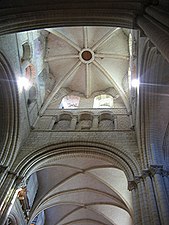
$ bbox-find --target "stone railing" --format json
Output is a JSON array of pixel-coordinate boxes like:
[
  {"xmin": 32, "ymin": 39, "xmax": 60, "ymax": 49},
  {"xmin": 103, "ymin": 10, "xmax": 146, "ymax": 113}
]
[{"xmin": 34, "ymin": 108, "xmax": 132, "ymax": 131}]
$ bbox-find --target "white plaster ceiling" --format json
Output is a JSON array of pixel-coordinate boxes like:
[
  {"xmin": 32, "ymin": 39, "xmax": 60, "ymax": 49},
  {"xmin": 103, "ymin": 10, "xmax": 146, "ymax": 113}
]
[
  {"xmin": 41, "ymin": 26, "xmax": 130, "ymax": 112},
  {"xmin": 30, "ymin": 156, "xmax": 133, "ymax": 225}
]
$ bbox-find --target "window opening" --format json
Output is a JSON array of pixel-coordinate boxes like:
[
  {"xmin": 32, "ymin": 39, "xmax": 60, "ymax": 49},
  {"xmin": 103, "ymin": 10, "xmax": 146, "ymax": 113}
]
[
  {"xmin": 93, "ymin": 95, "xmax": 113, "ymax": 108},
  {"xmin": 59, "ymin": 95, "xmax": 80, "ymax": 109}
]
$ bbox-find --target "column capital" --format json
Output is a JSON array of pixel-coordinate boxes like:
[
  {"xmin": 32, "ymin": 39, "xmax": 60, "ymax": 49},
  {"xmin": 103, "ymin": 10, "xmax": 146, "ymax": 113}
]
[
  {"xmin": 7, "ymin": 170, "xmax": 26, "ymax": 188},
  {"xmin": 142, "ymin": 165, "xmax": 169, "ymax": 177},
  {"xmin": 16, "ymin": 176, "xmax": 25, "ymax": 187},
  {"xmin": 142, "ymin": 169, "xmax": 150, "ymax": 178},
  {"xmin": 8, "ymin": 170, "xmax": 17, "ymax": 178},
  {"xmin": 128, "ymin": 165, "xmax": 169, "ymax": 191},
  {"xmin": 128, "ymin": 176, "xmax": 142, "ymax": 191},
  {"xmin": 149, "ymin": 165, "xmax": 163, "ymax": 176},
  {"xmin": 128, "ymin": 180, "xmax": 137, "ymax": 191},
  {"xmin": 162, "ymin": 170, "xmax": 169, "ymax": 177}
]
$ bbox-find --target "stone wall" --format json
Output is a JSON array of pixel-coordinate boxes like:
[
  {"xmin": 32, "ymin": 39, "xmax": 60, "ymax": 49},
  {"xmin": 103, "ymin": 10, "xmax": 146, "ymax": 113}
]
[{"xmin": 35, "ymin": 108, "xmax": 131, "ymax": 131}]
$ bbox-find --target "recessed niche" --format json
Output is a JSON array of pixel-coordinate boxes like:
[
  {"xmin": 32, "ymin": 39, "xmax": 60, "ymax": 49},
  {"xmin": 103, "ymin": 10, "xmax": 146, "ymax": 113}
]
[
  {"xmin": 22, "ymin": 42, "xmax": 31, "ymax": 61},
  {"xmin": 25, "ymin": 64, "xmax": 36, "ymax": 81}
]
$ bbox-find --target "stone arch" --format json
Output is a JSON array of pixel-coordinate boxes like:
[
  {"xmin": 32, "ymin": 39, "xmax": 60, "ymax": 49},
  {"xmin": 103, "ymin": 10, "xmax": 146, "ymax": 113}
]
[
  {"xmin": 99, "ymin": 112, "xmax": 113, "ymax": 121},
  {"xmin": 78, "ymin": 112, "xmax": 93, "ymax": 130},
  {"xmin": 0, "ymin": 1, "xmax": 149, "ymax": 35},
  {"xmin": 53, "ymin": 112, "xmax": 73, "ymax": 130},
  {"xmin": 15, "ymin": 141, "xmax": 141, "ymax": 181},
  {"xmin": 139, "ymin": 39, "xmax": 169, "ymax": 166},
  {"xmin": 98, "ymin": 112, "xmax": 114, "ymax": 130},
  {"xmin": 59, "ymin": 113, "xmax": 73, "ymax": 121},
  {"xmin": 0, "ymin": 52, "xmax": 19, "ymax": 167},
  {"xmin": 13, "ymin": 141, "xmax": 140, "ymax": 225},
  {"xmin": 5, "ymin": 213, "xmax": 19, "ymax": 225},
  {"xmin": 79, "ymin": 112, "xmax": 94, "ymax": 120}
]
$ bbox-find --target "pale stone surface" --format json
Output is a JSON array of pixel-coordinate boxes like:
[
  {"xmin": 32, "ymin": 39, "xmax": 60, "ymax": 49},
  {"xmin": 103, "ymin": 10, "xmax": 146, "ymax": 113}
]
[{"xmin": 0, "ymin": 3, "xmax": 169, "ymax": 224}]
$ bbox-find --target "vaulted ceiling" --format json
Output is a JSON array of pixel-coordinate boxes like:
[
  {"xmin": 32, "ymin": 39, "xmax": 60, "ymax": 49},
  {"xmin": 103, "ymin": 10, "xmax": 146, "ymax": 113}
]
[
  {"xmin": 41, "ymin": 26, "xmax": 130, "ymax": 112},
  {"xmin": 30, "ymin": 156, "xmax": 133, "ymax": 225}
]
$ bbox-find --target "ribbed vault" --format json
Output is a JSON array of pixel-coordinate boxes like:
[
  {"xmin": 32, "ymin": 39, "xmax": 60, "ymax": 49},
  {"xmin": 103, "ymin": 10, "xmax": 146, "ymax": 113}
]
[
  {"xmin": 29, "ymin": 155, "xmax": 133, "ymax": 225},
  {"xmin": 41, "ymin": 26, "xmax": 130, "ymax": 113}
]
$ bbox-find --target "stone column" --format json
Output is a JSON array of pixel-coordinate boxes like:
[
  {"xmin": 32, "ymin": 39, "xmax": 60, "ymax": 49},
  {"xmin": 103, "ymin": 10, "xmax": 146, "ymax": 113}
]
[
  {"xmin": 128, "ymin": 180, "xmax": 142, "ymax": 225},
  {"xmin": 130, "ymin": 166, "xmax": 169, "ymax": 225},
  {"xmin": 129, "ymin": 177, "xmax": 153, "ymax": 225},
  {"xmin": 131, "ymin": 189, "xmax": 141, "ymax": 225},
  {"xmin": 139, "ymin": 178, "xmax": 151, "ymax": 224},
  {"xmin": 114, "ymin": 115, "xmax": 118, "ymax": 130},
  {"xmin": 137, "ymin": 15, "xmax": 169, "ymax": 63},
  {"xmin": 48, "ymin": 116, "xmax": 56, "ymax": 130},
  {"xmin": 144, "ymin": 175, "xmax": 161, "ymax": 224},
  {"xmin": 129, "ymin": 177, "xmax": 152, "ymax": 225},
  {"xmin": 151, "ymin": 167, "xmax": 169, "ymax": 224},
  {"xmin": 0, "ymin": 172, "xmax": 20, "ymax": 225},
  {"xmin": 163, "ymin": 173, "xmax": 169, "ymax": 200},
  {"xmin": 128, "ymin": 114, "xmax": 134, "ymax": 130},
  {"xmin": 136, "ymin": 178, "xmax": 150, "ymax": 225},
  {"xmin": 153, "ymin": 175, "xmax": 169, "ymax": 224},
  {"xmin": 70, "ymin": 116, "xmax": 77, "ymax": 130},
  {"xmin": 91, "ymin": 115, "xmax": 99, "ymax": 130},
  {"xmin": 129, "ymin": 170, "xmax": 163, "ymax": 225}
]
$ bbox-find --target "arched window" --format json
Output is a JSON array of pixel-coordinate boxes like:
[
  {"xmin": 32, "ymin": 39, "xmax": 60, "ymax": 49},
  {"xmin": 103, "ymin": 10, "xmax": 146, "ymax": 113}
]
[
  {"xmin": 59, "ymin": 95, "xmax": 80, "ymax": 109},
  {"xmin": 93, "ymin": 95, "xmax": 113, "ymax": 108},
  {"xmin": 25, "ymin": 64, "xmax": 36, "ymax": 81},
  {"xmin": 22, "ymin": 42, "xmax": 31, "ymax": 62}
]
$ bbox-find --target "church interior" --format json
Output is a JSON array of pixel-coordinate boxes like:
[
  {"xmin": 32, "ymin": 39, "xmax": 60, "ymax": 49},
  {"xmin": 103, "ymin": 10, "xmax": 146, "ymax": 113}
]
[{"xmin": 0, "ymin": 0, "xmax": 169, "ymax": 225}]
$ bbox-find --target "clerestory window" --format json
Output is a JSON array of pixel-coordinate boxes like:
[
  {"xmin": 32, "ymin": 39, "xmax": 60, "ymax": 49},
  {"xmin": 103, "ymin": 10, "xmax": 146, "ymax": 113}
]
[
  {"xmin": 59, "ymin": 95, "xmax": 80, "ymax": 109},
  {"xmin": 93, "ymin": 94, "xmax": 113, "ymax": 108}
]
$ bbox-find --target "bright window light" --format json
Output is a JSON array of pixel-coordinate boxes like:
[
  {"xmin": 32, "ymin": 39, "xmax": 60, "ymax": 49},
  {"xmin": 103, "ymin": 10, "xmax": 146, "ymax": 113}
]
[
  {"xmin": 131, "ymin": 79, "xmax": 139, "ymax": 88},
  {"xmin": 17, "ymin": 77, "xmax": 31, "ymax": 90},
  {"xmin": 59, "ymin": 95, "xmax": 80, "ymax": 109},
  {"xmin": 93, "ymin": 95, "xmax": 113, "ymax": 108}
]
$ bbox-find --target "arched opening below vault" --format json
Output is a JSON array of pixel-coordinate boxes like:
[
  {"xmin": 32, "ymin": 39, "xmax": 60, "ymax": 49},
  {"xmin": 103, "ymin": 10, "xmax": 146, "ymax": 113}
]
[{"xmin": 23, "ymin": 154, "xmax": 133, "ymax": 225}]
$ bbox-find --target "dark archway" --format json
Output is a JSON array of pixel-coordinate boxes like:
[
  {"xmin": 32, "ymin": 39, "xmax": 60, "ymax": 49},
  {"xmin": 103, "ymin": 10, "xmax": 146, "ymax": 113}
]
[{"xmin": 0, "ymin": 0, "xmax": 155, "ymax": 35}]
